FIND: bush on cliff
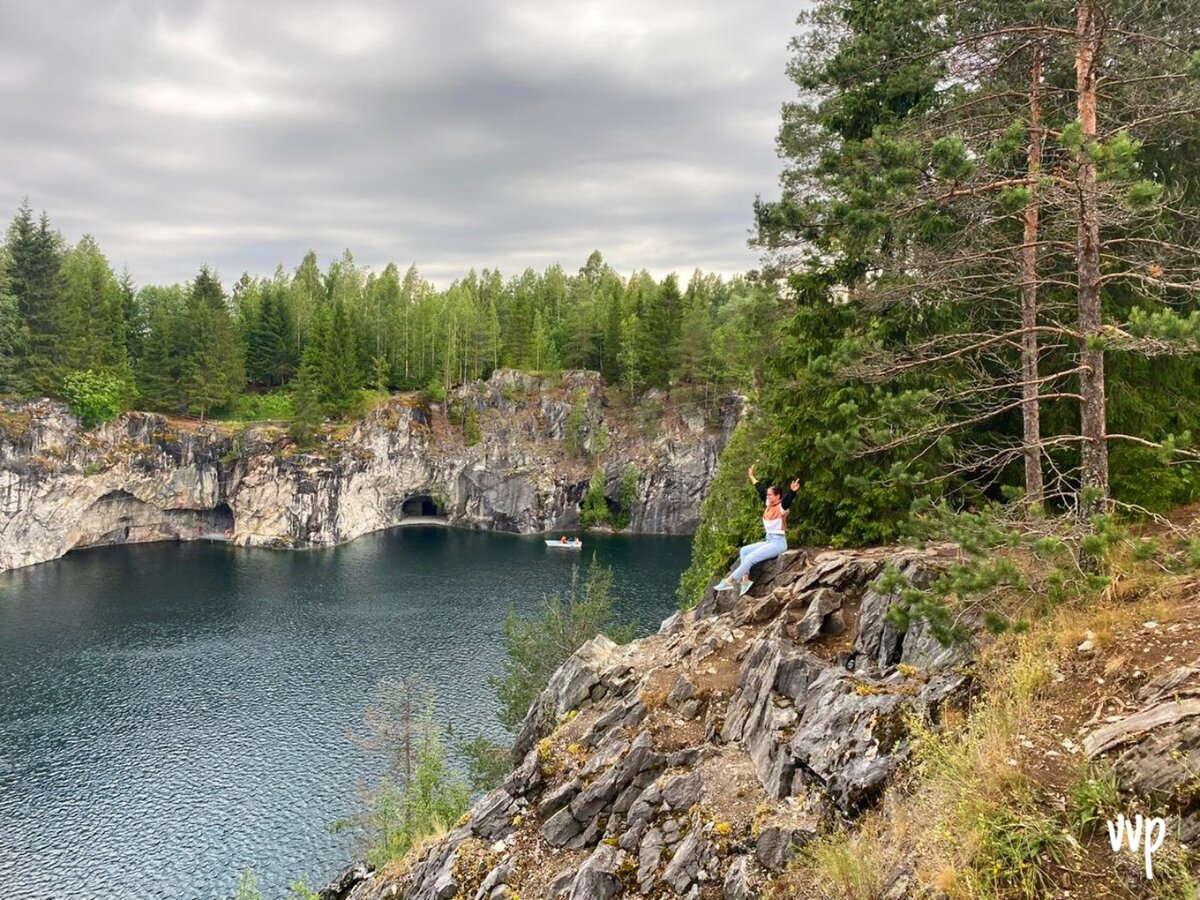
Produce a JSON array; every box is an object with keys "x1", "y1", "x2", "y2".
[
  {"x1": 337, "y1": 677, "x2": 471, "y2": 868},
  {"x1": 61, "y1": 368, "x2": 130, "y2": 428},
  {"x1": 491, "y1": 562, "x2": 633, "y2": 730}
]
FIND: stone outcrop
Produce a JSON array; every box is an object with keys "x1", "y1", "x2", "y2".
[
  {"x1": 332, "y1": 543, "x2": 973, "y2": 900},
  {"x1": 0, "y1": 371, "x2": 740, "y2": 571}
]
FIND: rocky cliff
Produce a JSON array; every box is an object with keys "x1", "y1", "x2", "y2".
[
  {"x1": 326, "y1": 544, "x2": 974, "y2": 900},
  {"x1": 0, "y1": 370, "x2": 740, "y2": 572},
  {"x1": 324, "y1": 542, "x2": 1200, "y2": 899}
]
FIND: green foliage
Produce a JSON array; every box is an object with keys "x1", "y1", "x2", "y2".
[
  {"x1": 456, "y1": 734, "x2": 511, "y2": 793},
  {"x1": 214, "y1": 390, "x2": 294, "y2": 422},
  {"x1": 1069, "y1": 768, "x2": 1123, "y2": 836},
  {"x1": 615, "y1": 464, "x2": 640, "y2": 528},
  {"x1": 287, "y1": 879, "x2": 321, "y2": 900},
  {"x1": 580, "y1": 469, "x2": 610, "y2": 527},
  {"x1": 423, "y1": 376, "x2": 446, "y2": 405},
  {"x1": 677, "y1": 425, "x2": 765, "y2": 607},
  {"x1": 565, "y1": 389, "x2": 590, "y2": 457},
  {"x1": 288, "y1": 365, "x2": 323, "y2": 446},
  {"x1": 182, "y1": 267, "x2": 245, "y2": 419},
  {"x1": 232, "y1": 870, "x2": 263, "y2": 900},
  {"x1": 970, "y1": 799, "x2": 1070, "y2": 899},
  {"x1": 490, "y1": 563, "x2": 634, "y2": 731},
  {"x1": 61, "y1": 368, "x2": 129, "y2": 428},
  {"x1": 464, "y1": 407, "x2": 481, "y2": 447},
  {"x1": 338, "y1": 678, "x2": 471, "y2": 869}
]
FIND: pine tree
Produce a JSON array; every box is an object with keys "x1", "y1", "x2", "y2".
[
  {"x1": 289, "y1": 360, "x2": 324, "y2": 446},
  {"x1": 0, "y1": 254, "x2": 24, "y2": 394},
  {"x1": 182, "y1": 267, "x2": 244, "y2": 419},
  {"x1": 6, "y1": 203, "x2": 65, "y2": 395}
]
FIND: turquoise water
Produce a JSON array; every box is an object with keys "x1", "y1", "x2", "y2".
[{"x1": 0, "y1": 528, "x2": 690, "y2": 899}]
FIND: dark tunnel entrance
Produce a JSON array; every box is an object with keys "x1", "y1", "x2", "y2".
[{"x1": 400, "y1": 494, "x2": 445, "y2": 518}]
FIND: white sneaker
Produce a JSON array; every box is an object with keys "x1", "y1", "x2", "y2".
[
  {"x1": 738, "y1": 579, "x2": 753, "y2": 597},
  {"x1": 714, "y1": 578, "x2": 735, "y2": 592}
]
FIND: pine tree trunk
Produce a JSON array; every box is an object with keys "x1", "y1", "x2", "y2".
[
  {"x1": 1075, "y1": 0, "x2": 1109, "y2": 513},
  {"x1": 1021, "y1": 41, "x2": 1045, "y2": 509}
]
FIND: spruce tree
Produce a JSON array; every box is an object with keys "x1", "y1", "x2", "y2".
[
  {"x1": 6, "y1": 203, "x2": 65, "y2": 395},
  {"x1": 182, "y1": 267, "x2": 244, "y2": 419}
]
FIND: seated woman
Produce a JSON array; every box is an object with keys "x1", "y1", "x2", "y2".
[{"x1": 715, "y1": 465, "x2": 799, "y2": 596}]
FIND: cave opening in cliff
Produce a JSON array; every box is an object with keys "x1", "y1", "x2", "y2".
[
  {"x1": 400, "y1": 494, "x2": 445, "y2": 519},
  {"x1": 208, "y1": 502, "x2": 235, "y2": 532}
]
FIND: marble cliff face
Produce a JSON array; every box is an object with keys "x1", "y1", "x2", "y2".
[{"x1": 0, "y1": 370, "x2": 741, "y2": 572}]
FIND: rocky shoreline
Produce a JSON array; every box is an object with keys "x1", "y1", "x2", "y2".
[{"x1": 0, "y1": 370, "x2": 740, "y2": 572}]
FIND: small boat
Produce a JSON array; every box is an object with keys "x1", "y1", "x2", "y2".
[{"x1": 546, "y1": 539, "x2": 583, "y2": 549}]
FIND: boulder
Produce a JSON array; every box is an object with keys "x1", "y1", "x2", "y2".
[{"x1": 569, "y1": 844, "x2": 624, "y2": 900}]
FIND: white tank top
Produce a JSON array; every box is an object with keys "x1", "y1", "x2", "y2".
[{"x1": 763, "y1": 512, "x2": 786, "y2": 536}]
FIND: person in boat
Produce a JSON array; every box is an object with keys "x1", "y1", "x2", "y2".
[
  {"x1": 560, "y1": 535, "x2": 569, "y2": 544},
  {"x1": 571, "y1": 537, "x2": 582, "y2": 546},
  {"x1": 715, "y1": 465, "x2": 800, "y2": 596}
]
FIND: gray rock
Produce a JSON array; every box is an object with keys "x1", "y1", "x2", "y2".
[
  {"x1": 1111, "y1": 717, "x2": 1200, "y2": 844},
  {"x1": 474, "y1": 859, "x2": 515, "y2": 900},
  {"x1": 318, "y1": 860, "x2": 374, "y2": 900},
  {"x1": 679, "y1": 697, "x2": 704, "y2": 720},
  {"x1": 570, "y1": 762, "x2": 623, "y2": 820},
  {"x1": 793, "y1": 588, "x2": 844, "y2": 643},
  {"x1": 512, "y1": 633, "x2": 619, "y2": 763},
  {"x1": 755, "y1": 825, "x2": 811, "y2": 872},
  {"x1": 569, "y1": 843, "x2": 623, "y2": 900},
  {"x1": 638, "y1": 826, "x2": 665, "y2": 891},
  {"x1": 538, "y1": 776, "x2": 582, "y2": 819},
  {"x1": 723, "y1": 856, "x2": 755, "y2": 900},
  {"x1": 565, "y1": 814, "x2": 604, "y2": 851},
  {"x1": 667, "y1": 675, "x2": 696, "y2": 708},
  {"x1": 540, "y1": 805, "x2": 583, "y2": 848},
  {"x1": 545, "y1": 869, "x2": 575, "y2": 898},
  {"x1": 662, "y1": 828, "x2": 704, "y2": 893},
  {"x1": 789, "y1": 670, "x2": 911, "y2": 812},
  {"x1": 822, "y1": 608, "x2": 848, "y2": 637},
  {"x1": 469, "y1": 788, "x2": 517, "y2": 840},
  {"x1": 662, "y1": 770, "x2": 703, "y2": 812}
]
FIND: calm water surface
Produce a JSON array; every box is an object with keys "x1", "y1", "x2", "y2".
[{"x1": 0, "y1": 528, "x2": 689, "y2": 899}]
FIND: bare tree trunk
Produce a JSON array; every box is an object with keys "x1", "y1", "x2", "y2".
[
  {"x1": 1020, "y1": 41, "x2": 1045, "y2": 509},
  {"x1": 1075, "y1": 0, "x2": 1109, "y2": 512}
]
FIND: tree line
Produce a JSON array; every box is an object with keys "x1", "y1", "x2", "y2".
[
  {"x1": 0, "y1": 204, "x2": 780, "y2": 427},
  {"x1": 682, "y1": 0, "x2": 1200, "y2": 601}
]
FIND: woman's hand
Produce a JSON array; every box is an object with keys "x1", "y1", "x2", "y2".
[
  {"x1": 748, "y1": 464, "x2": 757, "y2": 483},
  {"x1": 790, "y1": 479, "x2": 801, "y2": 492}
]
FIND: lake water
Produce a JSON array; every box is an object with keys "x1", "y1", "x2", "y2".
[{"x1": 0, "y1": 528, "x2": 690, "y2": 900}]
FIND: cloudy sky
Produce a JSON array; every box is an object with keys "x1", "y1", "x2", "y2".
[{"x1": 1, "y1": 2, "x2": 801, "y2": 288}]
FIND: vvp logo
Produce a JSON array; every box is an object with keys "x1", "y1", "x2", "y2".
[{"x1": 1107, "y1": 813, "x2": 1166, "y2": 879}]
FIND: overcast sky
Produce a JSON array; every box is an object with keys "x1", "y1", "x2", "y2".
[{"x1": 1, "y1": 2, "x2": 801, "y2": 288}]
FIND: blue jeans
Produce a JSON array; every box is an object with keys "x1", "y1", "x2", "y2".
[{"x1": 731, "y1": 533, "x2": 786, "y2": 581}]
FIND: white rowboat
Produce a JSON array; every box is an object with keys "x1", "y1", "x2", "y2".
[{"x1": 545, "y1": 540, "x2": 583, "y2": 549}]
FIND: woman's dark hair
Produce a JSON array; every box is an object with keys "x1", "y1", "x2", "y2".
[{"x1": 766, "y1": 484, "x2": 781, "y2": 497}]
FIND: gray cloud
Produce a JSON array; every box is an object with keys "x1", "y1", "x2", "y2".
[{"x1": 0, "y1": 1, "x2": 800, "y2": 287}]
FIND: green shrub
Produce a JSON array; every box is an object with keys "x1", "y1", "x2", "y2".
[
  {"x1": 1069, "y1": 768, "x2": 1123, "y2": 835},
  {"x1": 216, "y1": 390, "x2": 294, "y2": 422},
  {"x1": 580, "y1": 469, "x2": 610, "y2": 527},
  {"x1": 424, "y1": 377, "x2": 446, "y2": 405},
  {"x1": 676, "y1": 424, "x2": 764, "y2": 607},
  {"x1": 565, "y1": 390, "x2": 589, "y2": 457},
  {"x1": 61, "y1": 369, "x2": 130, "y2": 428},
  {"x1": 232, "y1": 870, "x2": 263, "y2": 900},
  {"x1": 970, "y1": 801, "x2": 1070, "y2": 898},
  {"x1": 337, "y1": 678, "x2": 471, "y2": 869},
  {"x1": 490, "y1": 563, "x2": 634, "y2": 730},
  {"x1": 456, "y1": 734, "x2": 511, "y2": 793}
]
